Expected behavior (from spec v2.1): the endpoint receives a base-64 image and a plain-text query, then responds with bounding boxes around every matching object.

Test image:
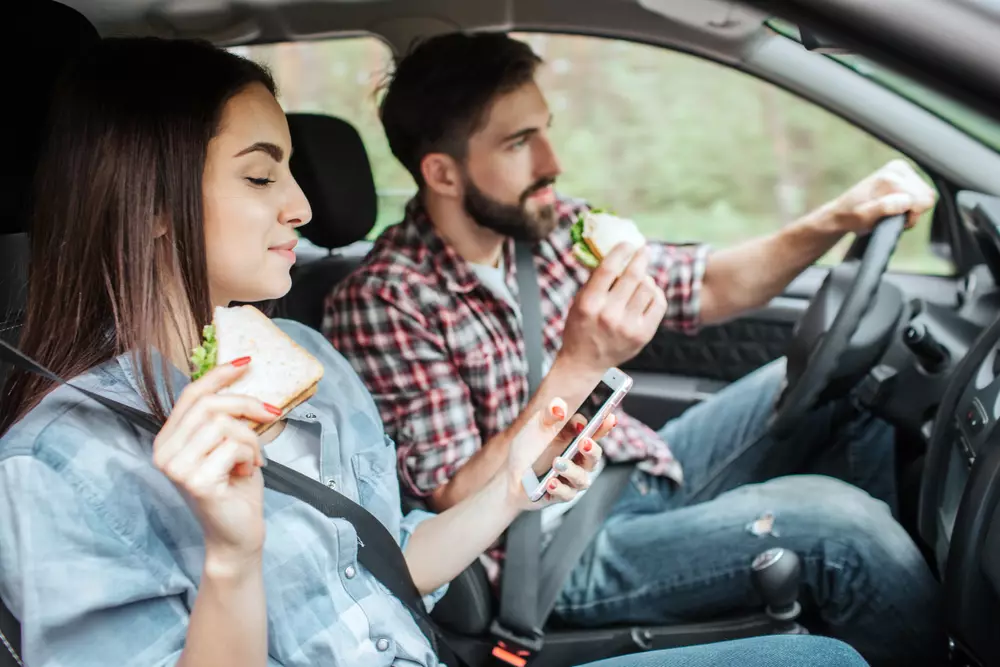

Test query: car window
[766,19,1000,152]
[237,34,951,275]
[232,38,415,238]
[515,32,951,275]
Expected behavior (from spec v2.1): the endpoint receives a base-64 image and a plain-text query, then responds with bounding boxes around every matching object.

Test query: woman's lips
[268,239,297,263]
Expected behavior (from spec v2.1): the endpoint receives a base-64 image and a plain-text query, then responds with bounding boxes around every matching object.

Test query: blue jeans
[555,359,944,667]
[581,635,868,667]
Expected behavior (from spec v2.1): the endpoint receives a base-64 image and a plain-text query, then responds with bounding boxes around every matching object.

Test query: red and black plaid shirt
[325,196,709,499]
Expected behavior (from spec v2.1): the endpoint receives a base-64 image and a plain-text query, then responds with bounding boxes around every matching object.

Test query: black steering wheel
[770,214,907,438]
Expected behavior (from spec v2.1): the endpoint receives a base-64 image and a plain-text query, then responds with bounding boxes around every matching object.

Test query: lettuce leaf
[571,208,605,269]
[571,215,585,245]
[573,243,600,269]
[189,324,217,380]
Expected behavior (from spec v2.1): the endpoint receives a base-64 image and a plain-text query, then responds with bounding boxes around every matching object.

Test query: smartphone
[521,367,633,502]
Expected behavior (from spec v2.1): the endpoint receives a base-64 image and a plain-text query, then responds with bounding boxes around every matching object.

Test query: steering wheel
[770,214,907,438]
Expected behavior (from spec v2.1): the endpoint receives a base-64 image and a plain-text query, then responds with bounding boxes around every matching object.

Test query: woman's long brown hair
[0,38,276,435]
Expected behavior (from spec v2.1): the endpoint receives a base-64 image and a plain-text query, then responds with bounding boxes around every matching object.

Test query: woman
[0,36,867,667]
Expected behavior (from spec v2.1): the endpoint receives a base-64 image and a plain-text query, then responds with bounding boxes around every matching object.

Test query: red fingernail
[609,414,618,427]
[231,356,251,367]
[552,405,566,420]
[263,403,282,416]
[549,480,558,490]
[583,440,593,453]
[575,422,585,434]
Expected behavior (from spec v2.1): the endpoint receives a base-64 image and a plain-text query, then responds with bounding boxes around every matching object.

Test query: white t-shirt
[264,420,321,480]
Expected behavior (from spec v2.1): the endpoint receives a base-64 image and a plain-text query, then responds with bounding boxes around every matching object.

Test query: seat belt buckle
[489,620,543,666]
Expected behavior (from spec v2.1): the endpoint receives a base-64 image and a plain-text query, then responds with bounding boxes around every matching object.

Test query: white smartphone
[521,367,633,502]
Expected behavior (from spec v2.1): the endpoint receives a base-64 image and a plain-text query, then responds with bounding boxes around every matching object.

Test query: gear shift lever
[751,548,808,634]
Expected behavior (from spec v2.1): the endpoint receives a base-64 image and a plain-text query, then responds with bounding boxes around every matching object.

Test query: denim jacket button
[376,638,390,652]
[345,565,356,579]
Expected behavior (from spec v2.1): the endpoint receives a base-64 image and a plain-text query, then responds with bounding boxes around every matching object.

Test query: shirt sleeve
[646,241,711,334]
[0,456,192,667]
[398,508,450,611]
[325,280,483,498]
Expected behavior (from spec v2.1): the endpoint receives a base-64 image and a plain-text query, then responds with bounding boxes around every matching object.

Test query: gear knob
[751,548,802,621]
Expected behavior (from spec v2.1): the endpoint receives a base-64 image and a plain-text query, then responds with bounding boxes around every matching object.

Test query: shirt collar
[401,197,483,294]
[115,349,190,410]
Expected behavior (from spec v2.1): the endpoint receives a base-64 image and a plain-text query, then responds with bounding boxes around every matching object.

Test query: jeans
[554,359,945,667]
[580,635,868,667]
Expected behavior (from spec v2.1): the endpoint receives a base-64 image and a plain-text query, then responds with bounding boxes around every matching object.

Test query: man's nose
[536,136,562,180]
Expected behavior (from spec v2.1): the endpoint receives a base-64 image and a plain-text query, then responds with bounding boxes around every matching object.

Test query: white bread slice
[581,211,646,262]
[212,305,324,430]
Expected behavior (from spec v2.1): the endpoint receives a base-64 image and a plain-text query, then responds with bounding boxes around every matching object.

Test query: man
[325,32,944,666]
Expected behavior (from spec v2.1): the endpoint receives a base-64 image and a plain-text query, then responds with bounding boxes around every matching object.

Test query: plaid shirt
[0,320,447,667]
[325,197,710,500]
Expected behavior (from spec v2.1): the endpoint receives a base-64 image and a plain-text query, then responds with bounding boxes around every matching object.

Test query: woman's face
[202,83,311,306]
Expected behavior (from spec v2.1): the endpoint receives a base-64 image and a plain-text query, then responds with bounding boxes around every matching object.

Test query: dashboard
[918,191,1000,666]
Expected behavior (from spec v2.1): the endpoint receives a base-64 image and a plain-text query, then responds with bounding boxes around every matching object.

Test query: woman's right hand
[153,357,281,574]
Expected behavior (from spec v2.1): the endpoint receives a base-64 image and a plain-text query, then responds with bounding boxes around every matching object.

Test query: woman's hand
[504,399,613,511]
[153,357,281,573]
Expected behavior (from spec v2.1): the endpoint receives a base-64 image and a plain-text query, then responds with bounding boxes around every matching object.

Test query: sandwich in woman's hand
[570,208,647,270]
[190,305,324,435]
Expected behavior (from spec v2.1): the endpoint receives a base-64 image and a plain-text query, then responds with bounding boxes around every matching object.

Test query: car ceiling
[61,0,771,62]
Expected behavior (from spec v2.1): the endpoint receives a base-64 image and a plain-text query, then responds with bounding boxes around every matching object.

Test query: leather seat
[0,5,101,665]
[1,1,100,386]
[273,113,380,330]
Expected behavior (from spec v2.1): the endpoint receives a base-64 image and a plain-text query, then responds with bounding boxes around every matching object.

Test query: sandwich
[190,305,325,435]
[570,209,647,269]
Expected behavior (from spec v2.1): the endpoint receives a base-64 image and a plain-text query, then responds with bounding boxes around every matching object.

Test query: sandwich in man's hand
[190,305,324,435]
[570,208,647,270]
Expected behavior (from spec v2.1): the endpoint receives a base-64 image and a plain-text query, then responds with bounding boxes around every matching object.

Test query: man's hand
[825,159,938,234]
[560,244,667,372]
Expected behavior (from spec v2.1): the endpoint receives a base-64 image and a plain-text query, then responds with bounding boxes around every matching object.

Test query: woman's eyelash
[246,177,275,187]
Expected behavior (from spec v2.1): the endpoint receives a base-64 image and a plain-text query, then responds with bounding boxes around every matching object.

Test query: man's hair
[379,32,542,187]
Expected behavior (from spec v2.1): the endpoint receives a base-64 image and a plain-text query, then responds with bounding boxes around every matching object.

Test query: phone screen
[574,380,615,426]
[523,378,618,493]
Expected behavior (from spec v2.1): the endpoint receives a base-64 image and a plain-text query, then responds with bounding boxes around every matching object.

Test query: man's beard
[462,173,559,242]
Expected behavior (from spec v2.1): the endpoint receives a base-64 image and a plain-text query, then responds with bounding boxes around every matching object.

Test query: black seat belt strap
[0,338,479,667]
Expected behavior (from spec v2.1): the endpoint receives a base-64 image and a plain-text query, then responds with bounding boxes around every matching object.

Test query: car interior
[2,1,1000,666]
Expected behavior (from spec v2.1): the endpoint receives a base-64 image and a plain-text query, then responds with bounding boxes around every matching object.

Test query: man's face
[461,80,562,242]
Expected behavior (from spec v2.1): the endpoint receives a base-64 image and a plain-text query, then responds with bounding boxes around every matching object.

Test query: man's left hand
[826,159,938,234]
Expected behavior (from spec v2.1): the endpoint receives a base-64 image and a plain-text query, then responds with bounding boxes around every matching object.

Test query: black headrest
[3,1,100,235]
[287,113,378,249]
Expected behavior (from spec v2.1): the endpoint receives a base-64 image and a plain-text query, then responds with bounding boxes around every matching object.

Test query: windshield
[766,20,1000,152]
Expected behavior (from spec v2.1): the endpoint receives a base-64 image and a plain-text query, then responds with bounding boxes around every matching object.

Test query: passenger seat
[274,113,380,330]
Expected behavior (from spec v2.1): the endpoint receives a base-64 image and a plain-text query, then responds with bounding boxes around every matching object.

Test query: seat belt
[0,601,20,667]
[0,338,480,667]
[489,242,547,664]
[496,241,635,666]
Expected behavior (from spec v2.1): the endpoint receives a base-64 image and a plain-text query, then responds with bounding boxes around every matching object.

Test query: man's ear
[420,152,463,199]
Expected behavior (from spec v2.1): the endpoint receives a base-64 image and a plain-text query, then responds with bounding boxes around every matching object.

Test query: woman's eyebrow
[234,141,284,162]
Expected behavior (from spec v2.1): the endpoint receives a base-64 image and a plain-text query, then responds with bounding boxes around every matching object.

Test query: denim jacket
[0,318,447,667]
